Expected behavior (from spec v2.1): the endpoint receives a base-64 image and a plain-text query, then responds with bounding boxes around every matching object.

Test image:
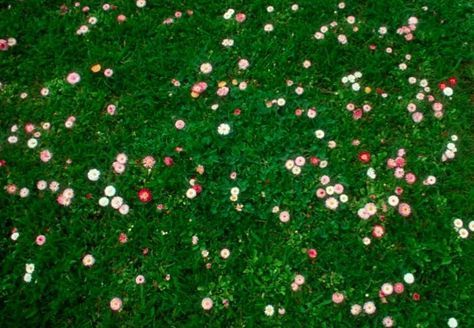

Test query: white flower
[23,273,32,283]
[319,160,328,168]
[352,83,360,91]
[291,4,299,11]
[277,98,286,106]
[447,317,458,328]
[291,166,301,175]
[222,38,234,47]
[98,197,109,207]
[119,204,130,215]
[11,232,20,241]
[350,304,362,315]
[363,301,376,314]
[339,194,348,203]
[367,168,376,179]
[443,87,453,97]
[230,187,240,195]
[27,138,38,148]
[447,143,456,151]
[354,71,362,78]
[223,12,232,19]
[87,169,100,181]
[266,6,274,13]
[362,237,371,245]
[453,218,463,228]
[285,159,295,170]
[468,221,474,231]
[272,206,280,213]
[25,263,35,273]
[264,305,275,316]
[104,185,116,197]
[451,135,458,142]
[459,228,469,239]
[403,273,415,284]
[315,130,325,139]
[220,248,230,259]
[381,283,393,295]
[186,188,197,199]
[388,195,399,207]
[8,136,18,144]
[200,63,213,74]
[325,197,339,210]
[326,186,334,195]
[136,0,146,8]
[110,196,124,209]
[341,76,349,83]
[264,24,274,32]
[217,123,231,135]
[19,188,29,198]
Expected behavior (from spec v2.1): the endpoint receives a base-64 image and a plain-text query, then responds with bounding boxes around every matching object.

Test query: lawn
[0,1,473,327]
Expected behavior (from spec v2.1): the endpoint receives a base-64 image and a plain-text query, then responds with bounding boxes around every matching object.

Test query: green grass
[0,0,473,327]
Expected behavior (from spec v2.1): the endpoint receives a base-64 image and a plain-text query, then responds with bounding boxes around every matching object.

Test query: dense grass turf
[0,1,473,327]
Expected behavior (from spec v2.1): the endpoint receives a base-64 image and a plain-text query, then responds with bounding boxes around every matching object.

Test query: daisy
[264,24,274,32]
[118,204,129,215]
[350,304,362,315]
[279,211,290,223]
[220,248,230,259]
[217,123,231,135]
[82,254,95,267]
[201,297,213,310]
[363,301,376,315]
[186,188,197,199]
[200,63,212,74]
[99,197,109,207]
[25,263,35,273]
[87,169,100,181]
[403,273,415,284]
[135,275,145,284]
[264,305,274,316]
[110,297,122,311]
[104,186,116,197]
[325,197,339,210]
[66,72,81,85]
[111,196,124,209]
[294,274,305,285]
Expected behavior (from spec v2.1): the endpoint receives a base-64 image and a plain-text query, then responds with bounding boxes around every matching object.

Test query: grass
[0,0,473,327]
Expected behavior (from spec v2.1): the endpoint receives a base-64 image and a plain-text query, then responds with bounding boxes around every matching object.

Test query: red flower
[310,156,320,166]
[0,39,8,52]
[412,292,420,301]
[369,44,376,50]
[163,156,174,166]
[119,232,128,244]
[234,108,241,116]
[192,184,202,194]
[0,159,6,167]
[143,248,149,255]
[438,82,447,90]
[307,248,318,259]
[138,188,152,203]
[85,193,92,199]
[358,151,371,164]
[372,225,385,238]
[448,77,457,86]
[353,109,363,120]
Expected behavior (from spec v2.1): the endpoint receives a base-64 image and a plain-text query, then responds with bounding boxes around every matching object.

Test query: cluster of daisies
[452,218,474,239]
[441,135,459,162]
[315,176,348,210]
